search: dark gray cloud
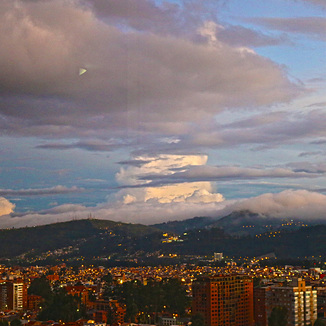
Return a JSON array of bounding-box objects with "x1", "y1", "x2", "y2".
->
[
  {"x1": 117, "y1": 159, "x2": 154, "y2": 167},
  {"x1": 122, "y1": 165, "x2": 323, "y2": 188},
  {"x1": 216, "y1": 25, "x2": 290, "y2": 47},
  {"x1": 298, "y1": 151, "x2": 325, "y2": 157},
  {"x1": 248, "y1": 16, "x2": 326, "y2": 41},
  {"x1": 87, "y1": 0, "x2": 184, "y2": 35},
  {"x1": 311, "y1": 139, "x2": 326, "y2": 145},
  {"x1": 89, "y1": 0, "x2": 286, "y2": 49},
  {"x1": 0, "y1": 186, "x2": 84, "y2": 197},
  {"x1": 287, "y1": 162, "x2": 326, "y2": 173},
  {"x1": 87, "y1": 0, "x2": 225, "y2": 38},
  {"x1": 186, "y1": 110, "x2": 326, "y2": 149},
  {"x1": 305, "y1": 102, "x2": 326, "y2": 108},
  {"x1": 36, "y1": 140, "x2": 120, "y2": 152},
  {"x1": 297, "y1": 0, "x2": 326, "y2": 8}
]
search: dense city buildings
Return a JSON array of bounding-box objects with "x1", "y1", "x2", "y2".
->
[
  {"x1": 192, "y1": 275, "x2": 254, "y2": 326},
  {"x1": 0, "y1": 264, "x2": 325, "y2": 326}
]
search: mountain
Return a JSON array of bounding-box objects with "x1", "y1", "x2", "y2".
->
[
  {"x1": 1, "y1": 217, "x2": 326, "y2": 265},
  {"x1": 210, "y1": 210, "x2": 313, "y2": 236},
  {"x1": 154, "y1": 210, "x2": 321, "y2": 236},
  {"x1": 153, "y1": 216, "x2": 214, "y2": 234},
  {"x1": 0, "y1": 219, "x2": 161, "y2": 263}
]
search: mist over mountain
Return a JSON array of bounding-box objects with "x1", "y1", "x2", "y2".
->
[{"x1": 154, "y1": 210, "x2": 325, "y2": 236}]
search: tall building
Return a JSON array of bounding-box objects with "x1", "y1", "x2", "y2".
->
[
  {"x1": 254, "y1": 286, "x2": 271, "y2": 326},
  {"x1": 213, "y1": 253, "x2": 223, "y2": 262},
  {"x1": 0, "y1": 279, "x2": 27, "y2": 311},
  {"x1": 192, "y1": 275, "x2": 254, "y2": 326},
  {"x1": 254, "y1": 278, "x2": 317, "y2": 326}
]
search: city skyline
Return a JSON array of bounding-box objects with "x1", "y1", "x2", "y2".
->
[{"x1": 1, "y1": 0, "x2": 326, "y2": 227}]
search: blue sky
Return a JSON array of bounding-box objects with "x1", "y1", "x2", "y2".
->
[{"x1": 0, "y1": 0, "x2": 326, "y2": 227}]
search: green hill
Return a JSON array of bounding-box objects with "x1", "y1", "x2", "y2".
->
[
  {"x1": 1, "y1": 217, "x2": 326, "y2": 265},
  {"x1": 0, "y1": 219, "x2": 160, "y2": 260}
]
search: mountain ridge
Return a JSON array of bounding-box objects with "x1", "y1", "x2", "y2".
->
[{"x1": 1, "y1": 213, "x2": 326, "y2": 264}]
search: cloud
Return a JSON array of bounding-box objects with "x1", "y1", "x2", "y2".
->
[
  {"x1": 0, "y1": 186, "x2": 84, "y2": 197},
  {"x1": 287, "y1": 162, "x2": 326, "y2": 173},
  {"x1": 36, "y1": 140, "x2": 119, "y2": 152},
  {"x1": 2, "y1": 189, "x2": 326, "y2": 228},
  {"x1": 305, "y1": 101, "x2": 326, "y2": 108},
  {"x1": 225, "y1": 189, "x2": 326, "y2": 220},
  {"x1": 0, "y1": 197, "x2": 15, "y2": 217},
  {"x1": 296, "y1": 0, "x2": 326, "y2": 8},
  {"x1": 215, "y1": 24, "x2": 290, "y2": 48},
  {"x1": 298, "y1": 151, "x2": 324, "y2": 157},
  {"x1": 0, "y1": 200, "x2": 225, "y2": 228},
  {"x1": 136, "y1": 165, "x2": 323, "y2": 187},
  {"x1": 311, "y1": 139, "x2": 326, "y2": 145},
  {"x1": 182, "y1": 109, "x2": 326, "y2": 149},
  {"x1": 0, "y1": 0, "x2": 302, "y2": 142},
  {"x1": 115, "y1": 154, "x2": 225, "y2": 204},
  {"x1": 248, "y1": 16, "x2": 326, "y2": 41},
  {"x1": 88, "y1": 0, "x2": 184, "y2": 35}
]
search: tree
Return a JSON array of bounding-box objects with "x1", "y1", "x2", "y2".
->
[
  {"x1": 37, "y1": 289, "x2": 84, "y2": 322},
  {"x1": 314, "y1": 319, "x2": 326, "y2": 326},
  {"x1": 162, "y1": 278, "x2": 189, "y2": 316},
  {"x1": 11, "y1": 320, "x2": 22, "y2": 326},
  {"x1": 102, "y1": 273, "x2": 113, "y2": 285},
  {"x1": 253, "y1": 277, "x2": 261, "y2": 288},
  {"x1": 106, "y1": 303, "x2": 116, "y2": 326},
  {"x1": 102, "y1": 273, "x2": 114, "y2": 300},
  {"x1": 125, "y1": 301, "x2": 138, "y2": 323},
  {"x1": 268, "y1": 307, "x2": 287, "y2": 326},
  {"x1": 191, "y1": 313, "x2": 205, "y2": 326},
  {"x1": 28, "y1": 276, "x2": 52, "y2": 300}
]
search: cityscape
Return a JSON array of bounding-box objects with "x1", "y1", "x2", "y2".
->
[
  {"x1": 1, "y1": 258, "x2": 326, "y2": 325},
  {"x1": 0, "y1": 217, "x2": 326, "y2": 325}
]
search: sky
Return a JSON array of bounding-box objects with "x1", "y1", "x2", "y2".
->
[{"x1": 1, "y1": 0, "x2": 326, "y2": 228}]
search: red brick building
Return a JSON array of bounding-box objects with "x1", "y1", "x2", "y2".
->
[
  {"x1": 253, "y1": 286, "x2": 271, "y2": 326},
  {"x1": 65, "y1": 285, "x2": 89, "y2": 307},
  {"x1": 89, "y1": 299, "x2": 126, "y2": 325},
  {"x1": 27, "y1": 294, "x2": 44, "y2": 311},
  {"x1": 192, "y1": 275, "x2": 254, "y2": 326}
]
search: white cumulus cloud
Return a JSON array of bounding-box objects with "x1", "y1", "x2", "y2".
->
[
  {"x1": 225, "y1": 189, "x2": 326, "y2": 220},
  {"x1": 116, "y1": 154, "x2": 225, "y2": 204},
  {"x1": 0, "y1": 197, "x2": 15, "y2": 216}
]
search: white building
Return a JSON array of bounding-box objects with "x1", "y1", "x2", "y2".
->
[{"x1": 267, "y1": 278, "x2": 317, "y2": 326}]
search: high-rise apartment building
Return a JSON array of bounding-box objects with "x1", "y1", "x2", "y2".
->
[
  {"x1": 254, "y1": 278, "x2": 317, "y2": 326},
  {"x1": 0, "y1": 279, "x2": 27, "y2": 311},
  {"x1": 254, "y1": 286, "x2": 271, "y2": 326},
  {"x1": 192, "y1": 275, "x2": 254, "y2": 326}
]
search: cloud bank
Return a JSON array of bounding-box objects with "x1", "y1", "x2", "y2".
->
[
  {"x1": 1, "y1": 189, "x2": 326, "y2": 228},
  {"x1": 225, "y1": 190, "x2": 326, "y2": 220},
  {"x1": 0, "y1": 197, "x2": 15, "y2": 217}
]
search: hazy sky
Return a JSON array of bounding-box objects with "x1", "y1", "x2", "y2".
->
[{"x1": 1, "y1": 0, "x2": 326, "y2": 227}]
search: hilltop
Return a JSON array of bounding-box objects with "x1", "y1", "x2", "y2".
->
[{"x1": 0, "y1": 214, "x2": 326, "y2": 265}]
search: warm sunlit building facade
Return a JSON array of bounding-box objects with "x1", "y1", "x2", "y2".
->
[
  {"x1": 192, "y1": 275, "x2": 254, "y2": 326},
  {"x1": 254, "y1": 278, "x2": 317, "y2": 326}
]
